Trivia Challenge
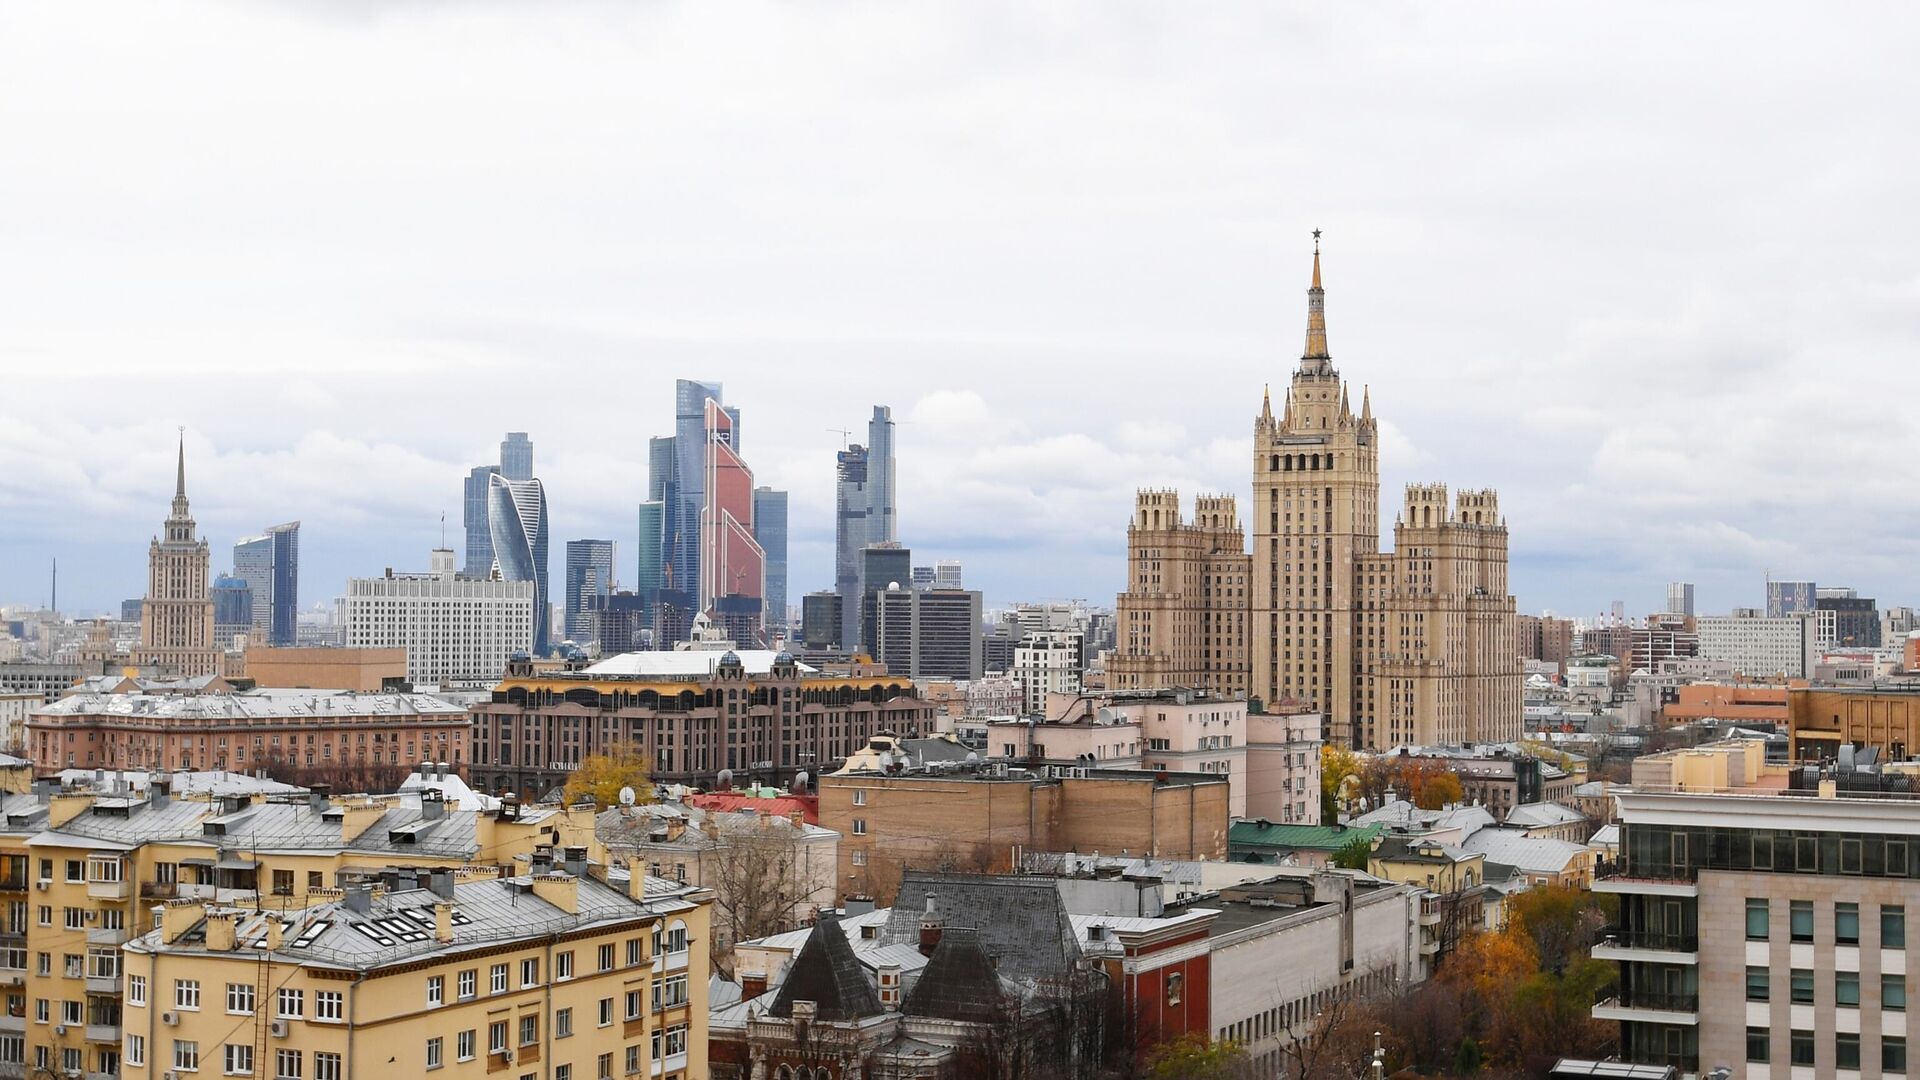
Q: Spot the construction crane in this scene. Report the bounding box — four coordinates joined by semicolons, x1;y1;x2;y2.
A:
826;427;852;449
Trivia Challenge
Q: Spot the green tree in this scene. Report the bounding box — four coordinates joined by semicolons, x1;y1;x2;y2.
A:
1332;835;1372;871
1452;1035;1482;1074
1145;1035;1254;1080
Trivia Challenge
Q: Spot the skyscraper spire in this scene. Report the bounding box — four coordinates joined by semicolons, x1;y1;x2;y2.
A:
1301;229;1331;370
175;427;186;498
1260;383;1274;425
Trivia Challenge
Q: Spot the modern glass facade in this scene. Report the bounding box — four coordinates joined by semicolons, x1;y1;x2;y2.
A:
487;475;550;655
866;405;896;545
753;487;788;637
267;522;299;646
500;431;533;482
463;464;500;577
834;444;870;649
564;539;615;644
232;534;273;636
671;380;724;624
210;575;253;642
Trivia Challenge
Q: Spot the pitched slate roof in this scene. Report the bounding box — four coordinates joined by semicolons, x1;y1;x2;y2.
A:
767;910;883;1022
882;872;1081;987
903;928;1010;1023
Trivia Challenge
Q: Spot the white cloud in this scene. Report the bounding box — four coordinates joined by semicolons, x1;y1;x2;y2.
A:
3;1;1920;617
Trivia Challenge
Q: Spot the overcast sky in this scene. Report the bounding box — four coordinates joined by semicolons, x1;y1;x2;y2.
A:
3;2;1918;622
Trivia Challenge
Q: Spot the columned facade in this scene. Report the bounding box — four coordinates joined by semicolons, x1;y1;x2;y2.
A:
131;435;219;677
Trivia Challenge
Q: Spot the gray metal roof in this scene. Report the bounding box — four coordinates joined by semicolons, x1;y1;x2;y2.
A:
128;871;691;971
35;689;466;720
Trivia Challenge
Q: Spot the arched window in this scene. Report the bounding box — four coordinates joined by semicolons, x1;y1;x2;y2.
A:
775;1067;792;1080
1270;454;1279;471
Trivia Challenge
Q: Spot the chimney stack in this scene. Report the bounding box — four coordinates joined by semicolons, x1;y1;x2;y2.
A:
918;897;943;957
434;901;454;944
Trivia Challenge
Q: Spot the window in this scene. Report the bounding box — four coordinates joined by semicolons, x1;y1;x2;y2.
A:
1839;970;1860;1007
276;989;303;1018
1838;1032;1861;1070
624;990;642;1021
1889;974;1908;1011
272;870;294;897
175;1040;201;1072
63;908;84;931
315;1054;341;1080
454;1030;475;1062
64;861;82;883
555;1008;572;1038
1166;972;1184;1006
488;1021;508;1055
1745;898;1768;940
274;1049;301;1080
1790;1030;1814;1067
597;1053;612;1080
1888;905;1908;948
555;1067;570;1080
518;1015;538;1047
1745;966;1768;1001
425;1038;443;1070
1746;1027;1768;1063
598;998;613;1027
427;976;444;1007
626;939;642;967
225;984;254;1015
128;975;146;1007
597;944;615;972
1790;900;1814;943
520;958;539;987
175;980;201;1009
126;1035;145;1068
852;789;866;806
1889;1036;1909;1073
225;1044;254;1076
314;992;342;1022
663;1025;686;1056
1791;968;1814;1004
624;1046;639;1076
457;970;475;999
556;951;573;980
652;974;687;1011
491;964;508;994
33;1000;45;1024
1838;902;1861;945
851;819;866;836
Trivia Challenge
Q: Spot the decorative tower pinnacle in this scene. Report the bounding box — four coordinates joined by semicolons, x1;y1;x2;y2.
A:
165;428;196;543
1300;229;1333;373
1260;383;1274;426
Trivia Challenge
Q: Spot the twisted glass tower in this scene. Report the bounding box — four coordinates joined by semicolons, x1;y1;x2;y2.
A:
488;474;550;655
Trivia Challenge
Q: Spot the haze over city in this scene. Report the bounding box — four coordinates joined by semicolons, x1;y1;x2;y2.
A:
5;1;1920;618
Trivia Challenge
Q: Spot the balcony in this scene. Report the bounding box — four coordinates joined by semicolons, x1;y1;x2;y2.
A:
1591;874;1698;899
139;881;177;900
0;876;25;894
84;1023;119;1043
0;1015;22;1035
1592;930;1699;965
84;976;120;995
85;880;129;901
1592;991;1700;1026
86;928;130;947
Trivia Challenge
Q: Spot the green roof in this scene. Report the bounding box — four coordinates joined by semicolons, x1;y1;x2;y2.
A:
1229;820;1385;852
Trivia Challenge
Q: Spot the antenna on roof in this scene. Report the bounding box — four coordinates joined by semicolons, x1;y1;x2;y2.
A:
618;786;636;807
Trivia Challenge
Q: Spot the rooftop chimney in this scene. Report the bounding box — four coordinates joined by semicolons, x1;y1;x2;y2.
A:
918;897;943;957
626;857;649;902
419;789;447;822
204;911;237;952
434;901;454;944
307;784;331;816
741;970;769;999
562;847;588;878
344;885;373;914
428;869;455;900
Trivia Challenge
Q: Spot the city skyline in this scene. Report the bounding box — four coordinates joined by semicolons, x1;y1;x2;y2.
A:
5;3;1920;622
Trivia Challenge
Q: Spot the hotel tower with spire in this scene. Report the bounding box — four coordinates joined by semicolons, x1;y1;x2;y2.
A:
131;433;220;677
1114;238;1522;749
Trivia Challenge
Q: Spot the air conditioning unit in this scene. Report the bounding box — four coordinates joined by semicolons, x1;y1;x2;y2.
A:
64;1069;81;1079
270;1020;289;1038
165;1072;181;1080
34;881;48;892
83;911;97;922
161;1011;179;1026
53;1024;66;1036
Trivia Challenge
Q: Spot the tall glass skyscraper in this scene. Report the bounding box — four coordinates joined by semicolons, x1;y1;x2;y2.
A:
231;521;299;645
488;474;550;655
832;404;899;649
463;465;500;577
671;380;724;617
500;432;534;482
564;539;615;644
753;487;788;637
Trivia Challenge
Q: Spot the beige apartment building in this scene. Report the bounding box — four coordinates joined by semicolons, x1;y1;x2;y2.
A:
1114;243;1522;750
242;647;408;692
1109;491;1251;701
1597;787;1920;1077
0;777;613;1080
119;860;710;1080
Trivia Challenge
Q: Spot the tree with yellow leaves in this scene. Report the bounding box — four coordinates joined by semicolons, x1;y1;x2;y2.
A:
560;741;657;809
1319;745;1358;823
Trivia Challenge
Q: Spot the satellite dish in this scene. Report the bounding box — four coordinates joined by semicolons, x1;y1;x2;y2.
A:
618;786;636;807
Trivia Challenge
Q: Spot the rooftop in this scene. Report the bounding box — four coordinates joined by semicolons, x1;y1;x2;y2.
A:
34;688;466;720
583;650;816;678
1228;820;1384;852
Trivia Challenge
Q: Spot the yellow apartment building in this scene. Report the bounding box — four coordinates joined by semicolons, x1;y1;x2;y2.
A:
0;775;614;1080
117;861;708;1080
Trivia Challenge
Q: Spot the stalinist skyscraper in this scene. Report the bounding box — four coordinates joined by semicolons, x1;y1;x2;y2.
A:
131;434;219;678
1116;237;1522;749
